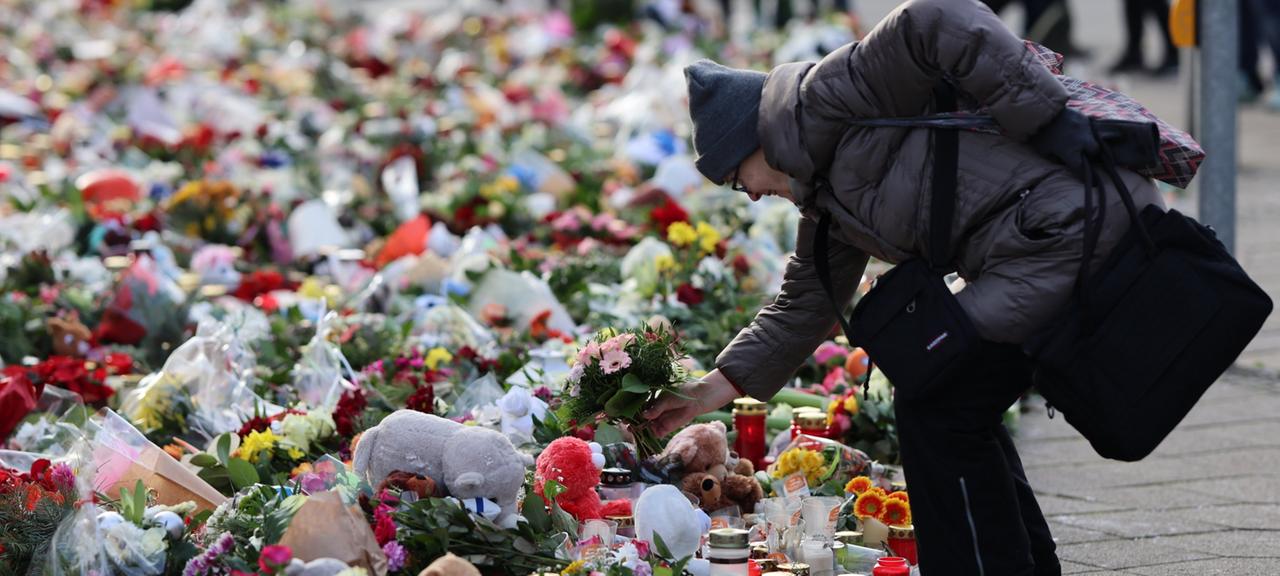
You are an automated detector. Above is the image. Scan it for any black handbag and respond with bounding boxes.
[813,84,980,400]
[1026,131,1274,462]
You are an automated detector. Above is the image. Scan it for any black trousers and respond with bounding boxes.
[895,343,1060,576]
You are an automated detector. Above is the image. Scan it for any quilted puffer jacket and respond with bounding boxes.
[716,0,1164,399]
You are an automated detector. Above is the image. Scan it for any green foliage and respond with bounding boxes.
[394,497,570,576]
[193,433,262,496]
[202,485,307,559]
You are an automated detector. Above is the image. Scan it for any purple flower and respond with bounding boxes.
[633,562,653,576]
[382,541,408,572]
[50,462,75,489]
[184,533,236,576]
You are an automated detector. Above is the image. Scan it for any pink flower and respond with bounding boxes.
[822,367,849,393]
[258,545,292,572]
[552,211,581,231]
[600,349,632,375]
[578,342,602,365]
[590,213,613,231]
[813,341,847,365]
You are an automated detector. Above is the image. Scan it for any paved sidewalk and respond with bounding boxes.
[1013,369,1280,575]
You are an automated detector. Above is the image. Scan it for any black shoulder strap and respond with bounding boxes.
[929,83,959,269]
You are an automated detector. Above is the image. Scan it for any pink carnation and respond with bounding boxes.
[600,349,632,375]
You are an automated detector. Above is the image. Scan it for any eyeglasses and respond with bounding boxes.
[729,169,748,193]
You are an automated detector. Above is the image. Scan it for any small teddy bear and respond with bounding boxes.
[657,421,763,513]
[534,437,632,521]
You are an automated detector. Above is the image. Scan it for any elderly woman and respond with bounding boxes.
[643,1,1163,574]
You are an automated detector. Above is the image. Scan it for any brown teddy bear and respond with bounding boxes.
[658,421,763,513]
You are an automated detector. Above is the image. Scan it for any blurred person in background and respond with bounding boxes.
[982,0,1087,58]
[1111,0,1178,75]
[1239,0,1280,109]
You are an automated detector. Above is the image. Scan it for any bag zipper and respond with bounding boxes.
[959,476,987,576]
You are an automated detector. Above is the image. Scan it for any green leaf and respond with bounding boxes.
[604,390,648,420]
[216,433,233,466]
[543,479,566,501]
[522,495,551,533]
[619,373,649,394]
[593,423,625,446]
[652,531,674,560]
[189,453,219,468]
[226,457,260,489]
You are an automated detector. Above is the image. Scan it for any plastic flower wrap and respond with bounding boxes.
[769,435,886,497]
[95,255,188,366]
[466,269,576,335]
[292,312,359,411]
[619,237,673,298]
[120,318,282,443]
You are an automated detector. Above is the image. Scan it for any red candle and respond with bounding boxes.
[733,398,768,471]
[872,557,911,576]
[886,525,918,566]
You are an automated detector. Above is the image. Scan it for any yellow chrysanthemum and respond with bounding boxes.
[561,560,587,576]
[654,253,677,273]
[667,222,697,247]
[286,447,305,460]
[880,497,912,527]
[425,347,453,370]
[843,395,859,415]
[845,476,874,495]
[695,222,721,254]
[772,448,827,485]
[239,429,278,464]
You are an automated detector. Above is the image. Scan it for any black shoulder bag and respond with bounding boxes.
[1025,124,1273,462]
[813,84,981,400]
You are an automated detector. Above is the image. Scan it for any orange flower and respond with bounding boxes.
[845,476,873,495]
[888,490,909,502]
[880,497,912,526]
[854,490,887,519]
[866,486,888,499]
[24,485,41,511]
[163,444,185,461]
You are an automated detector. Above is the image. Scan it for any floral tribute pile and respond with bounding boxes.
[0,1,987,574]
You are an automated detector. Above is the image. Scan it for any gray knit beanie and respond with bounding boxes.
[684,60,767,185]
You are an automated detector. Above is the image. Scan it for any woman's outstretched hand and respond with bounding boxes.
[643,369,742,438]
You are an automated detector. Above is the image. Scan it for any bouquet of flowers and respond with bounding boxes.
[559,326,688,457]
[0,458,78,573]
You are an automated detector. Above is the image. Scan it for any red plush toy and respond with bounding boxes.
[534,437,631,520]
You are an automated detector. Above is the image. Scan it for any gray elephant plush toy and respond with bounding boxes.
[352,410,532,527]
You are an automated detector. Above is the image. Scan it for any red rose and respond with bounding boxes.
[649,196,689,235]
[676,283,705,306]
